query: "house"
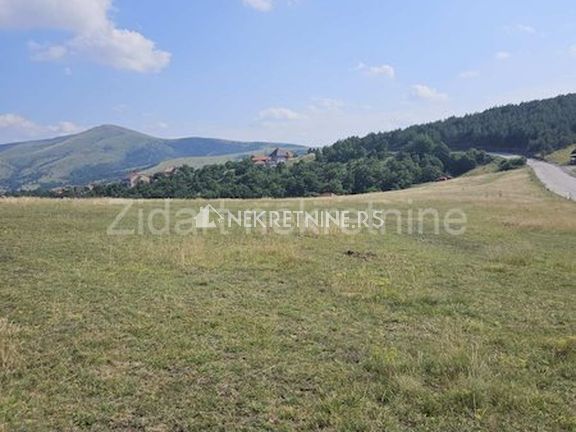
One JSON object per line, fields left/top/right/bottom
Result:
{"left": 436, "top": 175, "right": 453, "bottom": 182}
{"left": 251, "top": 155, "right": 270, "bottom": 166}
{"left": 319, "top": 192, "right": 336, "bottom": 198}
{"left": 128, "top": 171, "right": 151, "bottom": 188}
{"left": 51, "top": 187, "right": 66, "bottom": 196}
{"left": 570, "top": 149, "right": 576, "bottom": 165}
{"left": 251, "top": 148, "right": 294, "bottom": 167}
{"left": 161, "top": 166, "right": 178, "bottom": 176}
{"left": 269, "top": 148, "right": 294, "bottom": 165}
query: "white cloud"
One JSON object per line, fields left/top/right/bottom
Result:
{"left": 357, "top": 62, "right": 395, "bottom": 78}
{"left": 243, "top": 0, "right": 274, "bottom": 12}
{"left": 411, "top": 84, "right": 448, "bottom": 101}
{"left": 0, "top": 113, "right": 82, "bottom": 143}
{"left": 459, "top": 69, "right": 480, "bottom": 79}
{"left": 49, "top": 121, "right": 82, "bottom": 134}
{"left": 0, "top": 0, "right": 111, "bottom": 30}
{"left": 0, "top": 0, "right": 171, "bottom": 73}
{"left": 68, "top": 27, "right": 170, "bottom": 73}
{"left": 259, "top": 107, "right": 305, "bottom": 121}
{"left": 0, "top": 113, "right": 38, "bottom": 131}
{"left": 505, "top": 24, "right": 536, "bottom": 34}
{"left": 28, "top": 41, "right": 68, "bottom": 61}
{"left": 308, "top": 98, "right": 345, "bottom": 112}
{"left": 495, "top": 51, "right": 511, "bottom": 61}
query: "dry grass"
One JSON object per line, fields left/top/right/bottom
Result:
{"left": 545, "top": 145, "right": 576, "bottom": 165}
{"left": 0, "top": 168, "right": 575, "bottom": 431}
{"left": 0, "top": 318, "right": 21, "bottom": 371}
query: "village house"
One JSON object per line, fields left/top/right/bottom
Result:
{"left": 126, "top": 166, "right": 177, "bottom": 188}
{"left": 251, "top": 148, "right": 295, "bottom": 168}
{"left": 250, "top": 155, "right": 270, "bottom": 167}
{"left": 127, "top": 171, "right": 151, "bottom": 188}
{"left": 161, "top": 166, "right": 178, "bottom": 177}
{"left": 570, "top": 148, "right": 576, "bottom": 165}
{"left": 269, "top": 148, "right": 294, "bottom": 165}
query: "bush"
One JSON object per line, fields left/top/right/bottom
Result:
{"left": 498, "top": 157, "right": 527, "bottom": 172}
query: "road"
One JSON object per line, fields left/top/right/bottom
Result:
{"left": 527, "top": 159, "right": 576, "bottom": 201}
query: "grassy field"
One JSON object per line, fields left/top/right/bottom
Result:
{"left": 142, "top": 154, "right": 246, "bottom": 174}
{"left": 545, "top": 146, "right": 576, "bottom": 165}
{"left": 0, "top": 169, "right": 575, "bottom": 431}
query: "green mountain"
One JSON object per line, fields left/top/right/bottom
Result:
{"left": 0, "top": 125, "right": 304, "bottom": 190}
{"left": 323, "top": 93, "right": 576, "bottom": 161}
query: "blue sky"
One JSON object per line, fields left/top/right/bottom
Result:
{"left": 1, "top": 0, "right": 576, "bottom": 145}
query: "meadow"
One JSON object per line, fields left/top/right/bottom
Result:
{"left": 546, "top": 145, "right": 575, "bottom": 165}
{"left": 0, "top": 169, "right": 575, "bottom": 431}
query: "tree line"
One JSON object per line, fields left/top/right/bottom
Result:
{"left": 32, "top": 134, "right": 504, "bottom": 199}
{"left": 335, "top": 93, "right": 576, "bottom": 157}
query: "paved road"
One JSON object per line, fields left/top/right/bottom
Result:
{"left": 527, "top": 159, "right": 576, "bottom": 201}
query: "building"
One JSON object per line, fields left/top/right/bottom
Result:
{"left": 250, "top": 155, "right": 270, "bottom": 166}
{"left": 162, "top": 166, "right": 178, "bottom": 176}
{"left": 269, "top": 148, "right": 294, "bottom": 165}
{"left": 571, "top": 149, "right": 576, "bottom": 165}
{"left": 128, "top": 171, "right": 151, "bottom": 188}
{"left": 251, "top": 148, "right": 295, "bottom": 167}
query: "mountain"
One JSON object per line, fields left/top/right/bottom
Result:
{"left": 0, "top": 125, "right": 305, "bottom": 190}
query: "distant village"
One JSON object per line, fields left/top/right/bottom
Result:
{"left": 127, "top": 148, "right": 296, "bottom": 188}
{"left": 249, "top": 148, "right": 295, "bottom": 168}
{"left": 123, "top": 147, "right": 573, "bottom": 189}
{"left": 126, "top": 165, "right": 176, "bottom": 188}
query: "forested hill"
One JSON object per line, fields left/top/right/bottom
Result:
{"left": 15, "top": 93, "right": 570, "bottom": 199}
{"left": 322, "top": 93, "right": 576, "bottom": 162}
{"left": 45, "top": 137, "right": 504, "bottom": 199}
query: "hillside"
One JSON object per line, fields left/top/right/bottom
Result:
{"left": 0, "top": 125, "right": 304, "bottom": 190}
{"left": 323, "top": 93, "right": 576, "bottom": 161}
{"left": 141, "top": 144, "right": 310, "bottom": 175}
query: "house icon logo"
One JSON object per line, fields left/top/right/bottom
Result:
{"left": 195, "top": 205, "right": 225, "bottom": 229}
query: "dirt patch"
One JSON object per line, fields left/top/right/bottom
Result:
{"left": 344, "top": 250, "right": 377, "bottom": 260}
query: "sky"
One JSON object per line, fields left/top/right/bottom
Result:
{"left": 1, "top": 0, "right": 576, "bottom": 146}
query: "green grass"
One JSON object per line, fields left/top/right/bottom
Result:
{"left": 462, "top": 161, "right": 501, "bottom": 177}
{"left": 545, "top": 145, "right": 576, "bottom": 165}
{"left": 0, "top": 169, "right": 575, "bottom": 431}
{"left": 142, "top": 154, "right": 247, "bottom": 174}
{"left": 142, "top": 146, "right": 310, "bottom": 175}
